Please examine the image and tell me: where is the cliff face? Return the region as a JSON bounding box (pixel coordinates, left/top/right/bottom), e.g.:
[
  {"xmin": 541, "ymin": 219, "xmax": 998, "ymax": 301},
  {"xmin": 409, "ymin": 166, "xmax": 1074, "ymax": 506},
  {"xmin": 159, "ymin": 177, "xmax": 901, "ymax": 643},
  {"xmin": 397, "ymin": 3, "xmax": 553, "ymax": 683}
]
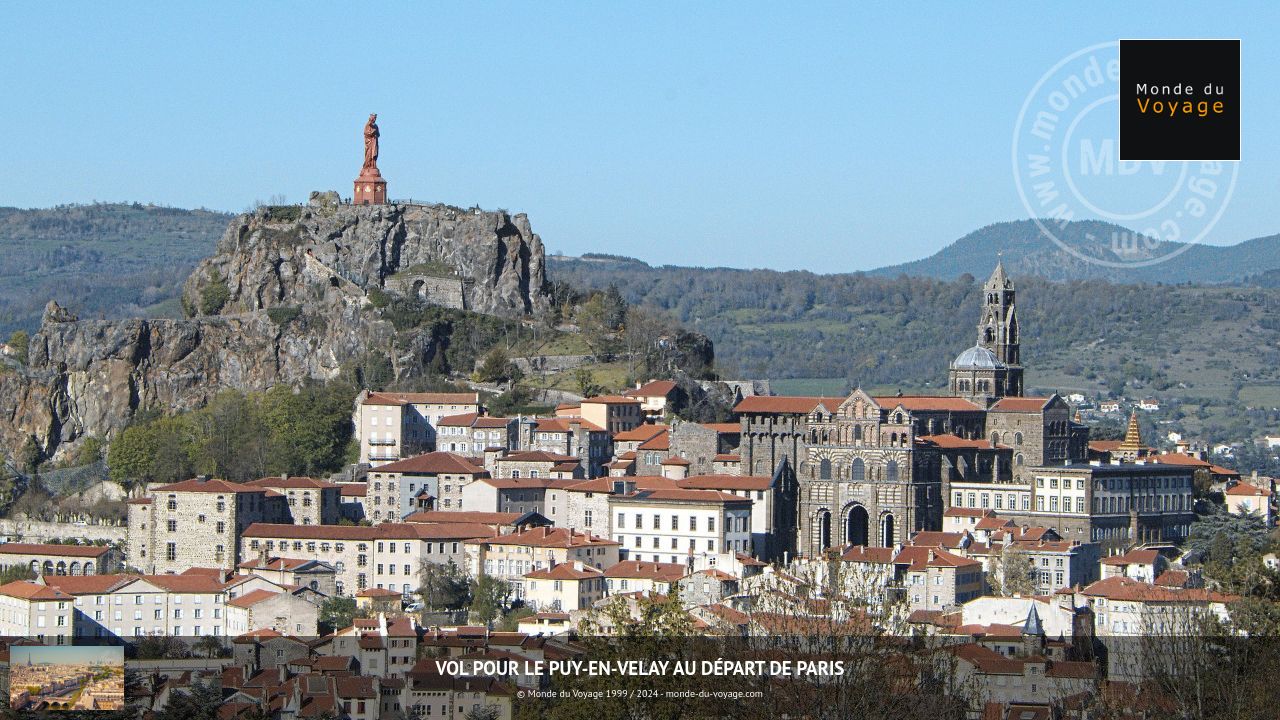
[{"xmin": 2, "ymin": 203, "xmax": 551, "ymax": 459}]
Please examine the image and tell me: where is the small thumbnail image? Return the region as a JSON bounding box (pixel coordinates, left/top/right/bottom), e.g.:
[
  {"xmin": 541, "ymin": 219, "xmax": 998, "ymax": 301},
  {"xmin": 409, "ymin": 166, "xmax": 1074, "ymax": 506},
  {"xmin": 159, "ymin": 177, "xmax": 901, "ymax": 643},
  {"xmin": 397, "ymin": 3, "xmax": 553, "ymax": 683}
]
[{"xmin": 9, "ymin": 644, "xmax": 125, "ymax": 712}]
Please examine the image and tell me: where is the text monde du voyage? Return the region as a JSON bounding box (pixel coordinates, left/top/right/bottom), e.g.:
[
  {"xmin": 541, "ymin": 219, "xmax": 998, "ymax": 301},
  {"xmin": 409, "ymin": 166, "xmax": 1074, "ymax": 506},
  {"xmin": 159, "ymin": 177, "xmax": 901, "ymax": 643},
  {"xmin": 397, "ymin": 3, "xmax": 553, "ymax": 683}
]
[
  {"xmin": 1134, "ymin": 82, "xmax": 1228, "ymax": 118},
  {"xmin": 434, "ymin": 659, "xmax": 846, "ymax": 678}
]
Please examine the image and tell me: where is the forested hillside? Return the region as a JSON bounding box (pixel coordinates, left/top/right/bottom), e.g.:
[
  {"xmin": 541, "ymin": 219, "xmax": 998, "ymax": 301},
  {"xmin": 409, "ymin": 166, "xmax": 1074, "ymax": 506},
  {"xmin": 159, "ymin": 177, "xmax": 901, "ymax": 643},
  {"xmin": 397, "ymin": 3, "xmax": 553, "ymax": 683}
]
[
  {"xmin": 867, "ymin": 220, "xmax": 1280, "ymax": 284},
  {"xmin": 551, "ymin": 256, "xmax": 1280, "ymax": 442},
  {"xmin": 0, "ymin": 203, "xmax": 230, "ymax": 334}
]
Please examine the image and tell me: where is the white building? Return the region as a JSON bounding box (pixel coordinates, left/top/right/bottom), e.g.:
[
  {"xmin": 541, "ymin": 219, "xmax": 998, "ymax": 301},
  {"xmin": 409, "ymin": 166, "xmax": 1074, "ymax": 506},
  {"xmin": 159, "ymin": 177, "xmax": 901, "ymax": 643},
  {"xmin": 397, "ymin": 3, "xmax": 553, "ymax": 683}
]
[
  {"xmin": 609, "ymin": 488, "xmax": 752, "ymax": 565},
  {"xmin": 355, "ymin": 391, "xmax": 481, "ymax": 466}
]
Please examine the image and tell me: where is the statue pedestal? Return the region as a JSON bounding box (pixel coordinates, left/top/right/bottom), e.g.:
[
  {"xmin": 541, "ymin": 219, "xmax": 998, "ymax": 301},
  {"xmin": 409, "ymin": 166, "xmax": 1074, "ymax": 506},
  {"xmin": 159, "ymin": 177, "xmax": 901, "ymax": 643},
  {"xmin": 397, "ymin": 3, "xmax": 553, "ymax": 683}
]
[{"xmin": 354, "ymin": 169, "xmax": 387, "ymax": 205}]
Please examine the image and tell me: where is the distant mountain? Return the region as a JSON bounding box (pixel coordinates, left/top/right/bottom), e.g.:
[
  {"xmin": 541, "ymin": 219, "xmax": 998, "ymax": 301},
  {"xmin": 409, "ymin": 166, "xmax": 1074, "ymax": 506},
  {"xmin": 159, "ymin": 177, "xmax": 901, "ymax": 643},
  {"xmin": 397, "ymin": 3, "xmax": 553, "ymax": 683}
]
[
  {"xmin": 867, "ymin": 219, "xmax": 1280, "ymax": 284},
  {"xmin": 0, "ymin": 203, "xmax": 231, "ymax": 335}
]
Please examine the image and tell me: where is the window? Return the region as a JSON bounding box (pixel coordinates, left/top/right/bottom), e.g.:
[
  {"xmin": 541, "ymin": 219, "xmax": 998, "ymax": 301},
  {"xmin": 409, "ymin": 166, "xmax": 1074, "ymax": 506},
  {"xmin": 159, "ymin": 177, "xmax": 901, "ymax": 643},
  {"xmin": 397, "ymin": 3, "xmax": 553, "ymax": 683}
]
[
  {"xmin": 167, "ymin": 520, "xmax": 177, "ymax": 532},
  {"xmin": 166, "ymin": 543, "xmax": 177, "ymax": 561}
]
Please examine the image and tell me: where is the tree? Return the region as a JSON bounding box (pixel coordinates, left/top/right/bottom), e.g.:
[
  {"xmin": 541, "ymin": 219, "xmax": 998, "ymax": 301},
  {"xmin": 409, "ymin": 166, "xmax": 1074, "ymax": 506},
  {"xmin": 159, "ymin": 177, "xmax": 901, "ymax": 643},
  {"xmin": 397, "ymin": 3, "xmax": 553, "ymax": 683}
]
[
  {"xmin": 198, "ymin": 270, "xmax": 231, "ymax": 315},
  {"xmin": 194, "ymin": 635, "xmax": 224, "ymax": 659},
  {"xmin": 998, "ymin": 545, "xmax": 1036, "ymax": 597},
  {"xmin": 469, "ymin": 575, "xmax": 512, "ymax": 627},
  {"xmin": 16, "ymin": 435, "xmax": 41, "ymax": 474},
  {"xmin": 75, "ymin": 436, "xmax": 105, "ymax": 467},
  {"xmin": 475, "ymin": 346, "xmax": 515, "ymax": 384},
  {"xmin": 155, "ymin": 678, "xmax": 222, "ymax": 720},
  {"xmin": 6, "ymin": 329, "xmax": 28, "ymax": 364},
  {"xmin": 0, "ymin": 564, "xmax": 35, "ymax": 584},
  {"xmin": 573, "ymin": 367, "xmax": 603, "ymax": 397},
  {"xmin": 319, "ymin": 596, "xmax": 358, "ymax": 631},
  {"xmin": 418, "ymin": 560, "xmax": 471, "ymax": 611},
  {"xmin": 464, "ymin": 706, "xmax": 502, "ymax": 720}
]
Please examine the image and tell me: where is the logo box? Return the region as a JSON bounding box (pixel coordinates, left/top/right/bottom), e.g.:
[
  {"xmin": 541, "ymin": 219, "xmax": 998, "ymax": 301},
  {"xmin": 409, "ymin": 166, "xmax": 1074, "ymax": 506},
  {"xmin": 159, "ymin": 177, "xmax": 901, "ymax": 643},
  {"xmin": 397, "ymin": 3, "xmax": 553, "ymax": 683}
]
[{"xmin": 1119, "ymin": 39, "xmax": 1240, "ymax": 161}]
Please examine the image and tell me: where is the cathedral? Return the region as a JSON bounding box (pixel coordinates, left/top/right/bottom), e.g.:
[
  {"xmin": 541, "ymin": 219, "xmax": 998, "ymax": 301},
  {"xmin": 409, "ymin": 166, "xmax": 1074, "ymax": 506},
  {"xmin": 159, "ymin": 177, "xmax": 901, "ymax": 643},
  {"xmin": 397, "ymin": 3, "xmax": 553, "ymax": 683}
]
[{"xmin": 736, "ymin": 265, "xmax": 1090, "ymax": 558}]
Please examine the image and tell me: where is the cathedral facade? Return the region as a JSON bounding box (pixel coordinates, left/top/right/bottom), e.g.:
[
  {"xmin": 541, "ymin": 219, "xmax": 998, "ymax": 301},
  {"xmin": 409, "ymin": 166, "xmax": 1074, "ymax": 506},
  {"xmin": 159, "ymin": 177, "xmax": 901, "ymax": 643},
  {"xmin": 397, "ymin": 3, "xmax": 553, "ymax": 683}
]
[{"xmin": 736, "ymin": 265, "xmax": 1090, "ymax": 558}]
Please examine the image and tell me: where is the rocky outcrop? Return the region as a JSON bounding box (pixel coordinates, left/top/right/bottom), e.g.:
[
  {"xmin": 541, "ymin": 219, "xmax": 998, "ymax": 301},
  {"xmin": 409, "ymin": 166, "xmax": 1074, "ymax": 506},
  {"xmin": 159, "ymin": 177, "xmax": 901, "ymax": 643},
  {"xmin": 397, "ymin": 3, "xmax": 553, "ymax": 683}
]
[{"xmin": 0, "ymin": 203, "xmax": 552, "ymax": 460}]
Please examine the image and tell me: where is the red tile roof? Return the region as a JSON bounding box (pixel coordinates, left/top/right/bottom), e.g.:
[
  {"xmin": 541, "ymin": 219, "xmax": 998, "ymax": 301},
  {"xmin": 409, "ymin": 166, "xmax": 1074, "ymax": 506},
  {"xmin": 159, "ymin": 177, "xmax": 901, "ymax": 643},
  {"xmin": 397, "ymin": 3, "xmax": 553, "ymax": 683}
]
[
  {"xmin": 246, "ymin": 476, "xmax": 337, "ymax": 490},
  {"xmin": 734, "ymin": 396, "xmax": 840, "ymax": 414},
  {"xmin": 1101, "ymin": 549, "xmax": 1160, "ymax": 566},
  {"xmin": 228, "ymin": 589, "xmax": 282, "ymax": 608},
  {"xmin": 1082, "ymin": 576, "xmax": 1236, "ymax": 603},
  {"xmin": 624, "ymin": 380, "xmax": 678, "ymax": 398},
  {"xmin": 582, "ymin": 395, "xmax": 641, "ymax": 405},
  {"xmin": 237, "ymin": 557, "xmax": 316, "ymax": 572},
  {"xmin": 525, "ymin": 562, "xmax": 604, "ymax": 580},
  {"xmin": 874, "ymin": 396, "xmax": 982, "ymax": 412},
  {"xmin": 0, "ymin": 542, "xmax": 110, "ymax": 558},
  {"xmin": 374, "ymin": 452, "xmax": 490, "ymax": 476},
  {"xmin": 0, "ymin": 580, "xmax": 71, "ymax": 600},
  {"xmin": 989, "ymin": 397, "xmax": 1053, "ymax": 412},
  {"xmin": 338, "ymin": 483, "xmax": 367, "ymax": 497},
  {"xmin": 403, "ymin": 511, "xmax": 524, "ymax": 525},
  {"xmin": 362, "ymin": 392, "xmax": 479, "ymax": 406},
  {"xmin": 153, "ymin": 478, "xmax": 270, "ymax": 493},
  {"xmin": 916, "ymin": 434, "xmax": 1003, "ymax": 450},
  {"xmin": 613, "ymin": 488, "xmax": 753, "ymax": 505},
  {"xmin": 40, "ymin": 574, "xmax": 137, "ymax": 595},
  {"xmin": 612, "ymin": 424, "xmax": 669, "ymax": 442},
  {"xmin": 564, "ymin": 476, "xmax": 677, "ymax": 493},
  {"xmin": 604, "ymin": 560, "xmax": 687, "ymax": 582},
  {"xmin": 535, "ymin": 417, "xmax": 606, "ymax": 433},
  {"xmin": 1225, "ymin": 483, "xmax": 1271, "ymax": 496},
  {"xmin": 437, "ymin": 412, "xmax": 480, "ymax": 427},
  {"xmin": 660, "ymin": 456, "xmax": 691, "ymax": 466},
  {"xmin": 356, "ymin": 587, "xmax": 400, "ymax": 598},
  {"xmin": 701, "ymin": 423, "xmax": 742, "ymax": 434},
  {"xmin": 637, "ymin": 432, "xmax": 671, "ymax": 451},
  {"xmin": 500, "ymin": 451, "xmax": 579, "ymax": 463},
  {"xmin": 469, "ymin": 526, "xmax": 619, "ymax": 548},
  {"xmin": 840, "ymin": 545, "xmax": 897, "ymax": 563},
  {"xmin": 677, "ymin": 474, "xmax": 772, "ymax": 491}
]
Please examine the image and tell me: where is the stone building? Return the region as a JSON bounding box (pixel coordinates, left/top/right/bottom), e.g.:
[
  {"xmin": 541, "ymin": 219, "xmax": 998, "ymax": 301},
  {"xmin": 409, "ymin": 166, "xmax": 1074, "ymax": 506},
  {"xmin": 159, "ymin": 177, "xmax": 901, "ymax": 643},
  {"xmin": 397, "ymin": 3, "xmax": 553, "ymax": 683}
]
[
  {"xmin": 355, "ymin": 391, "xmax": 482, "ymax": 466},
  {"xmin": 0, "ymin": 542, "xmax": 119, "ymax": 577},
  {"xmin": 368, "ymin": 452, "xmax": 491, "ymax": 520},
  {"xmin": 668, "ymin": 421, "xmax": 742, "ymax": 476},
  {"xmin": 126, "ymin": 478, "xmax": 289, "ymax": 575},
  {"xmin": 736, "ymin": 266, "xmax": 1091, "ymax": 558},
  {"xmin": 245, "ymin": 475, "xmax": 342, "ymax": 525}
]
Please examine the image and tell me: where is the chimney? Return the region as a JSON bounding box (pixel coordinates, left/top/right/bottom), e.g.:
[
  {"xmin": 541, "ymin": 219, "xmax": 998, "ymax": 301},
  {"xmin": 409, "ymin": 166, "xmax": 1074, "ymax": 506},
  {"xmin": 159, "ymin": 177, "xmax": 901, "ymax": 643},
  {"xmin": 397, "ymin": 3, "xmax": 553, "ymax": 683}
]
[{"xmin": 281, "ymin": 473, "xmax": 289, "ymax": 481}]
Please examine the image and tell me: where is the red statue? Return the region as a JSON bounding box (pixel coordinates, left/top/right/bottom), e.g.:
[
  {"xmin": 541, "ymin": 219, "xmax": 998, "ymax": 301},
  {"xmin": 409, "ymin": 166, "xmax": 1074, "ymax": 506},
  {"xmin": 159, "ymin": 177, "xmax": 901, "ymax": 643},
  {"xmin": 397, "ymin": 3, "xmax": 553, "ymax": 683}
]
[
  {"xmin": 355, "ymin": 113, "xmax": 387, "ymax": 204},
  {"xmin": 362, "ymin": 114, "xmax": 380, "ymax": 171}
]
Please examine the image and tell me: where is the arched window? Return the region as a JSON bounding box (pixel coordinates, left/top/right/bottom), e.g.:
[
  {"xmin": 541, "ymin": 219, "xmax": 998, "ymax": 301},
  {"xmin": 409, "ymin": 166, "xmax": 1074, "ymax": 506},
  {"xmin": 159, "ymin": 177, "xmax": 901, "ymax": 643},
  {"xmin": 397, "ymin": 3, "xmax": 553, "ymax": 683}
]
[
  {"xmin": 853, "ymin": 425, "xmax": 863, "ymax": 441},
  {"xmin": 886, "ymin": 460, "xmax": 899, "ymax": 483},
  {"xmin": 1016, "ymin": 453, "xmax": 1024, "ymax": 466},
  {"xmin": 991, "ymin": 432, "xmax": 1000, "ymax": 445},
  {"xmin": 1015, "ymin": 432, "xmax": 1023, "ymax": 445},
  {"xmin": 819, "ymin": 459, "xmax": 832, "ymax": 480},
  {"xmin": 894, "ymin": 413, "xmax": 903, "ymax": 424}
]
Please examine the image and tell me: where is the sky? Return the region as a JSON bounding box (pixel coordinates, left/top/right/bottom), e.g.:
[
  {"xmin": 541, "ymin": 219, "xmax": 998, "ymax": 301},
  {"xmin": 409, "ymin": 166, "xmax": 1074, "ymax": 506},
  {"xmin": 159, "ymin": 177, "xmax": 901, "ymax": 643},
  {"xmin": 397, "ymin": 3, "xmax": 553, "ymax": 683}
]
[
  {"xmin": 1, "ymin": 3, "xmax": 1276, "ymax": 272},
  {"xmin": 10, "ymin": 644, "xmax": 123, "ymax": 666}
]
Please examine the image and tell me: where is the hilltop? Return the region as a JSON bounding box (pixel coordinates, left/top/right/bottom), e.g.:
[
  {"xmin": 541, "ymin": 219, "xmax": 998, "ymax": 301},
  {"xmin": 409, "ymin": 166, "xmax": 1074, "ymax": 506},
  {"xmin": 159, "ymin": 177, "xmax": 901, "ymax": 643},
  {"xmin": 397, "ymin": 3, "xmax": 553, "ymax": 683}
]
[{"xmin": 866, "ymin": 219, "xmax": 1280, "ymax": 284}]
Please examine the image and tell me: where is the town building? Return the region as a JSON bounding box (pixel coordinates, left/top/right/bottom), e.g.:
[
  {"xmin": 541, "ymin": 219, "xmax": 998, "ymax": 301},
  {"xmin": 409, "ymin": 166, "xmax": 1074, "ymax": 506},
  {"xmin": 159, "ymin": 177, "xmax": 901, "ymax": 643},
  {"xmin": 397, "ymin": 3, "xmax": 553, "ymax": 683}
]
[
  {"xmin": 240, "ymin": 522, "xmax": 496, "ymax": 596},
  {"xmin": 1224, "ymin": 481, "xmax": 1273, "ymax": 525},
  {"xmin": 126, "ymin": 477, "xmax": 289, "ymax": 575},
  {"xmin": 0, "ymin": 580, "xmax": 73, "ymax": 642},
  {"xmin": 622, "ymin": 380, "xmax": 679, "ymax": 421},
  {"xmin": 245, "ymin": 475, "xmax": 342, "ymax": 525},
  {"xmin": 608, "ymin": 488, "xmax": 753, "ymax": 565},
  {"xmin": 0, "ymin": 542, "xmax": 119, "ymax": 577},
  {"xmin": 355, "ymin": 391, "xmax": 481, "ymax": 466},
  {"xmin": 523, "ymin": 561, "xmax": 606, "ymax": 612},
  {"xmin": 528, "ymin": 417, "xmax": 611, "ymax": 477},
  {"xmin": 368, "ymin": 452, "xmax": 490, "ymax": 520},
  {"xmin": 464, "ymin": 527, "xmax": 621, "ymax": 600},
  {"xmin": 435, "ymin": 413, "xmax": 519, "ymax": 454}
]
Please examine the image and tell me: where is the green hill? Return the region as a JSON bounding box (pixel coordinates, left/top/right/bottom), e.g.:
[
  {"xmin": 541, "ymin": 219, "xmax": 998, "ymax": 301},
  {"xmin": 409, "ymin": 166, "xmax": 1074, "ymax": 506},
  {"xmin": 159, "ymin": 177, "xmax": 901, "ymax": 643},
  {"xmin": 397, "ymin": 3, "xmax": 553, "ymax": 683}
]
[
  {"xmin": 867, "ymin": 219, "xmax": 1280, "ymax": 284},
  {"xmin": 0, "ymin": 203, "xmax": 231, "ymax": 335}
]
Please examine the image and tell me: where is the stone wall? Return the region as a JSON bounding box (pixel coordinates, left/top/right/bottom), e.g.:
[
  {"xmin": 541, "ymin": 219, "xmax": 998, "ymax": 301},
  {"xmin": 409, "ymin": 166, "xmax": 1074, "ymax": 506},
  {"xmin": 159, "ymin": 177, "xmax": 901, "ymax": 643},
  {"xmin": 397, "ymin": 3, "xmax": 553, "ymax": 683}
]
[
  {"xmin": 386, "ymin": 273, "xmax": 468, "ymax": 311},
  {"xmin": 0, "ymin": 518, "xmax": 126, "ymax": 545}
]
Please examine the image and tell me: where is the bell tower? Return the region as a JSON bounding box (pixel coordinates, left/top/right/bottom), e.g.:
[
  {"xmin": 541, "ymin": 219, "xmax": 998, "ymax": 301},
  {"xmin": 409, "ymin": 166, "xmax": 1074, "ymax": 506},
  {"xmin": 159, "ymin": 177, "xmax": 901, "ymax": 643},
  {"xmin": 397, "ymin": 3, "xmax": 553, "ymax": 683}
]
[{"xmin": 977, "ymin": 263, "xmax": 1023, "ymax": 396}]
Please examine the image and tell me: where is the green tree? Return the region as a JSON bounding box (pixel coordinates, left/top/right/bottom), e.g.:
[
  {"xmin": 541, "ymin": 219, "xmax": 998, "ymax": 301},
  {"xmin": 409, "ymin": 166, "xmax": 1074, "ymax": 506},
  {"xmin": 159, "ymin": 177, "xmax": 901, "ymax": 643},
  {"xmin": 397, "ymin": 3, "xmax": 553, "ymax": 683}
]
[
  {"xmin": 156, "ymin": 678, "xmax": 222, "ymax": 720},
  {"xmin": 999, "ymin": 545, "xmax": 1036, "ymax": 597},
  {"xmin": 199, "ymin": 270, "xmax": 231, "ymax": 315},
  {"xmin": 75, "ymin": 436, "xmax": 105, "ymax": 466},
  {"xmin": 469, "ymin": 575, "xmax": 512, "ymax": 627},
  {"xmin": 475, "ymin": 346, "xmax": 514, "ymax": 383},
  {"xmin": 6, "ymin": 330, "xmax": 29, "ymax": 364},
  {"xmin": 16, "ymin": 435, "xmax": 41, "ymax": 474},
  {"xmin": 107, "ymin": 423, "xmax": 159, "ymax": 490},
  {"xmin": 319, "ymin": 595, "xmax": 358, "ymax": 631},
  {"xmin": 418, "ymin": 560, "xmax": 471, "ymax": 611}
]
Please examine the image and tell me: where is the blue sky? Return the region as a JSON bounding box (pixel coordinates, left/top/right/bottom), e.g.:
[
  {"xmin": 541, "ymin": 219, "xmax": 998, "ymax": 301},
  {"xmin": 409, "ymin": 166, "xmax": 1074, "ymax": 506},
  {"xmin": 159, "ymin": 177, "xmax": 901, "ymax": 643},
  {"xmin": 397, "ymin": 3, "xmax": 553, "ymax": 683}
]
[
  {"xmin": 10, "ymin": 644, "xmax": 123, "ymax": 666},
  {"xmin": 0, "ymin": 3, "xmax": 1274, "ymax": 271}
]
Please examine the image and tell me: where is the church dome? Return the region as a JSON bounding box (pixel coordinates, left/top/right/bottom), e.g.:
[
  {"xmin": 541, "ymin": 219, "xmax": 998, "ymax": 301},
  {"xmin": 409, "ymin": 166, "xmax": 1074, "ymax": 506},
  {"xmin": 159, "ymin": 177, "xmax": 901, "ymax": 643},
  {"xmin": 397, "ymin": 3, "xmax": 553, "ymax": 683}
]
[{"xmin": 952, "ymin": 345, "xmax": 1005, "ymax": 369}]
